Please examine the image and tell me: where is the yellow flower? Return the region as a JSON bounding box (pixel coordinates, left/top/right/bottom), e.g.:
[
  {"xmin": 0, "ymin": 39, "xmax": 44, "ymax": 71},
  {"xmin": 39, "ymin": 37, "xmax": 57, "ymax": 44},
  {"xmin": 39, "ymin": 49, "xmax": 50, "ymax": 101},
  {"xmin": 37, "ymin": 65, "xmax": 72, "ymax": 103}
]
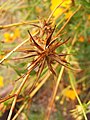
[
  {"xmin": 4, "ymin": 33, "xmax": 15, "ymax": 43},
  {"xmin": 65, "ymin": 10, "xmax": 73, "ymax": 19},
  {"xmin": 78, "ymin": 36, "xmax": 84, "ymax": 42},
  {"xmin": 50, "ymin": 0, "xmax": 72, "ymax": 17},
  {"xmin": 14, "ymin": 29, "xmax": 20, "ymax": 38},
  {"xmin": 64, "ymin": 89, "xmax": 80, "ymax": 100},
  {"xmin": 0, "ymin": 76, "xmax": 4, "ymax": 87},
  {"xmin": 87, "ymin": 14, "xmax": 90, "ymax": 20},
  {"xmin": 4, "ymin": 29, "xmax": 20, "ymax": 43},
  {"xmin": 0, "ymin": 55, "xmax": 4, "ymax": 59},
  {"xmin": 35, "ymin": 6, "xmax": 42, "ymax": 13}
]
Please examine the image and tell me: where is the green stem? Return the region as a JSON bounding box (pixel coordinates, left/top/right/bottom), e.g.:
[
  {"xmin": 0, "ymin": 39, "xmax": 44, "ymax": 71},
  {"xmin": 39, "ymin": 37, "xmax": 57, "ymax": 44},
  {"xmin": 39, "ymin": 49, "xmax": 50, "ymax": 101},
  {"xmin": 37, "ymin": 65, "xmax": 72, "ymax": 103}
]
[{"xmin": 68, "ymin": 70, "xmax": 88, "ymax": 120}]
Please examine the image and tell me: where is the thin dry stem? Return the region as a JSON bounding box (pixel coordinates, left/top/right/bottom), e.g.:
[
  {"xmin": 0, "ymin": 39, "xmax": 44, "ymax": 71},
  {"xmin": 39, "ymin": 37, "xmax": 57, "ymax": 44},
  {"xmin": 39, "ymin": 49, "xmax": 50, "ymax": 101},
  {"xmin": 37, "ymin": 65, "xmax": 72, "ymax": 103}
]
[
  {"xmin": 0, "ymin": 94, "xmax": 16, "ymax": 104},
  {"xmin": 47, "ymin": 1, "xmax": 64, "ymax": 23},
  {"xmin": 54, "ymin": 7, "xmax": 69, "ymax": 21},
  {"xmin": 7, "ymin": 72, "xmax": 30, "ymax": 120},
  {"xmin": 7, "ymin": 52, "xmax": 44, "ymax": 120},
  {"xmin": 0, "ymin": 5, "xmax": 81, "ymax": 120},
  {"xmin": 0, "ymin": 32, "xmax": 38, "ymax": 64},
  {"xmin": 29, "ymin": 72, "xmax": 51, "ymax": 98},
  {"xmin": 45, "ymin": 66, "xmax": 64, "ymax": 120},
  {"xmin": 0, "ymin": 38, "xmax": 28, "ymax": 64},
  {"xmin": 12, "ymin": 102, "xmax": 27, "ymax": 120},
  {"xmin": 0, "ymin": 20, "xmax": 38, "ymax": 30},
  {"xmin": 29, "ymin": 63, "xmax": 58, "ymax": 98},
  {"xmin": 56, "ymin": 5, "xmax": 81, "ymax": 37},
  {"xmin": 10, "ymin": 64, "xmax": 58, "ymax": 120},
  {"xmin": 45, "ymin": 35, "xmax": 78, "ymax": 120}
]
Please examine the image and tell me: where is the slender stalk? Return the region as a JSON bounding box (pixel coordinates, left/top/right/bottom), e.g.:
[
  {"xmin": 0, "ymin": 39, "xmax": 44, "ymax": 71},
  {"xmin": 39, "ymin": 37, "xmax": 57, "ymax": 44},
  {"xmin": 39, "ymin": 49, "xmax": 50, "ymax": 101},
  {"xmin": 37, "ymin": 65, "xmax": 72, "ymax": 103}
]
[
  {"xmin": 11, "ymin": 64, "xmax": 58, "ymax": 120},
  {"xmin": 0, "ymin": 38, "xmax": 28, "ymax": 64},
  {"xmin": 54, "ymin": 7, "xmax": 69, "ymax": 22},
  {"xmin": 56, "ymin": 5, "xmax": 81, "ymax": 37},
  {"xmin": 45, "ymin": 66, "xmax": 64, "ymax": 120},
  {"xmin": 12, "ymin": 102, "xmax": 27, "ymax": 120},
  {"xmin": 59, "ymin": 75, "xmax": 89, "ymax": 98},
  {"xmin": 0, "ymin": 20, "xmax": 38, "ymax": 30},
  {"xmin": 45, "ymin": 34, "xmax": 77, "ymax": 120},
  {"xmin": 47, "ymin": 1, "xmax": 64, "ymax": 23},
  {"xmin": 7, "ymin": 52, "xmax": 50, "ymax": 120},
  {"xmin": 65, "ymin": 34, "xmax": 87, "ymax": 120},
  {"xmin": 0, "ymin": 32, "xmax": 38, "ymax": 64},
  {"xmin": 68, "ymin": 70, "xmax": 88, "ymax": 120},
  {"xmin": 29, "ymin": 64, "xmax": 58, "ymax": 98},
  {"xmin": 0, "ymin": 94, "xmax": 16, "ymax": 104},
  {"xmin": 7, "ymin": 72, "xmax": 30, "ymax": 120}
]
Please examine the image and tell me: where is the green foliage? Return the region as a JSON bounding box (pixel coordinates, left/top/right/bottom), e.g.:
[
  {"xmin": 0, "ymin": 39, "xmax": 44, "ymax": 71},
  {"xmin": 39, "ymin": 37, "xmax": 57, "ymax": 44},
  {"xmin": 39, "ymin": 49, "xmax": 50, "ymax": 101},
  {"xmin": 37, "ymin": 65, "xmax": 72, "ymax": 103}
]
[{"xmin": 78, "ymin": 0, "xmax": 90, "ymax": 8}]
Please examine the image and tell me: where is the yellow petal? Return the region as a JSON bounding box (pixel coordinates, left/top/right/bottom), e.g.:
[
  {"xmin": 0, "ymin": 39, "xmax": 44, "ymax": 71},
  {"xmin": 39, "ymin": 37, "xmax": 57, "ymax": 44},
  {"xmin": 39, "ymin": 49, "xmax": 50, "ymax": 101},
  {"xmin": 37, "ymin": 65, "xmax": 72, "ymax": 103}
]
[
  {"xmin": 4, "ymin": 33, "xmax": 15, "ymax": 43},
  {"xmin": 78, "ymin": 36, "xmax": 84, "ymax": 42},
  {"xmin": 50, "ymin": 0, "xmax": 71, "ymax": 17},
  {"xmin": 36, "ymin": 6, "xmax": 42, "ymax": 13},
  {"xmin": 0, "ymin": 76, "xmax": 4, "ymax": 87},
  {"xmin": 14, "ymin": 29, "xmax": 20, "ymax": 38},
  {"xmin": 0, "ymin": 55, "xmax": 4, "ymax": 59},
  {"xmin": 65, "ymin": 11, "xmax": 73, "ymax": 19},
  {"xmin": 4, "ymin": 33, "xmax": 10, "ymax": 40},
  {"xmin": 64, "ymin": 89, "xmax": 77, "ymax": 100},
  {"xmin": 88, "ymin": 15, "xmax": 90, "ymax": 20}
]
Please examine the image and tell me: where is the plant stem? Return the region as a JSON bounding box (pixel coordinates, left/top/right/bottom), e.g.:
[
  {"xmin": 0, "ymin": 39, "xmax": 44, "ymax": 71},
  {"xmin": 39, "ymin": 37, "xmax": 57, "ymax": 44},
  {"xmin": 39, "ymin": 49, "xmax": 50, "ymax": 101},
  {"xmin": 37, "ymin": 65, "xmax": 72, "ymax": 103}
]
[
  {"xmin": 47, "ymin": 1, "xmax": 64, "ymax": 23},
  {"xmin": 11, "ymin": 64, "xmax": 58, "ymax": 120},
  {"xmin": 56, "ymin": 5, "xmax": 81, "ymax": 37},
  {"xmin": 68, "ymin": 70, "xmax": 88, "ymax": 120},
  {"xmin": 45, "ymin": 10, "xmax": 80, "ymax": 120},
  {"xmin": 45, "ymin": 66, "xmax": 64, "ymax": 120},
  {"xmin": 0, "ymin": 32, "xmax": 38, "ymax": 64},
  {"xmin": 29, "ymin": 64, "xmax": 58, "ymax": 98},
  {"xmin": 0, "ymin": 20, "xmax": 38, "ymax": 30},
  {"xmin": 7, "ymin": 72, "xmax": 30, "ymax": 120},
  {"xmin": 12, "ymin": 102, "xmax": 27, "ymax": 120},
  {"xmin": 0, "ymin": 94, "xmax": 16, "ymax": 104}
]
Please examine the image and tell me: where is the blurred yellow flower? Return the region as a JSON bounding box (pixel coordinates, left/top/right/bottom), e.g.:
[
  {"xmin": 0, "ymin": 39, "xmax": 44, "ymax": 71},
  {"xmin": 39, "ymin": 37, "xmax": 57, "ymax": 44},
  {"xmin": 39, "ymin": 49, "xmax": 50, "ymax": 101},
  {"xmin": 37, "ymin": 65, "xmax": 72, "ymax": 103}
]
[
  {"xmin": 4, "ymin": 29, "xmax": 20, "ymax": 43},
  {"xmin": 50, "ymin": 0, "xmax": 72, "ymax": 17},
  {"xmin": 65, "ymin": 10, "xmax": 73, "ymax": 19},
  {"xmin": 78, "ymin": 36, "xmax": 84, "ymax": 42},
  {"xmin": 14, "ymin": 29, "xmax": 20, "ymax": 38},
  {"xmin": 0, "ymin": 76, "xmax": 4, "ymax": 87},
  {"xmin": 0, "ymin": 55, "xmax": 4, "ymax": 59},
  {"xmin": 64, "ymin": 89, "xmax": 80, "ymax": 100},
  {"xmin": 87, "ymin": 14, "xmax": 90, "ymax": 20},
  {"xmin": 4, "ymin": 33, "xmax": 15, "ymax": 43},
  {"xmin": 36, "ymin": 6, "xmax": 42, "ymax": 13}
]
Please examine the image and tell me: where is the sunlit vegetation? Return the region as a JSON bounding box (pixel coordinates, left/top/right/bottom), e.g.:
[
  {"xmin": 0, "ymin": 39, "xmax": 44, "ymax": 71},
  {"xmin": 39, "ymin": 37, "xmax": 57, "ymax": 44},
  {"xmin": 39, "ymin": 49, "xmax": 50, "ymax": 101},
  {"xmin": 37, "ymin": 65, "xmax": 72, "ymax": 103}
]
[{"xmin": 0, "ymin": 0, "xmax": 90, "ymax": 120}]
